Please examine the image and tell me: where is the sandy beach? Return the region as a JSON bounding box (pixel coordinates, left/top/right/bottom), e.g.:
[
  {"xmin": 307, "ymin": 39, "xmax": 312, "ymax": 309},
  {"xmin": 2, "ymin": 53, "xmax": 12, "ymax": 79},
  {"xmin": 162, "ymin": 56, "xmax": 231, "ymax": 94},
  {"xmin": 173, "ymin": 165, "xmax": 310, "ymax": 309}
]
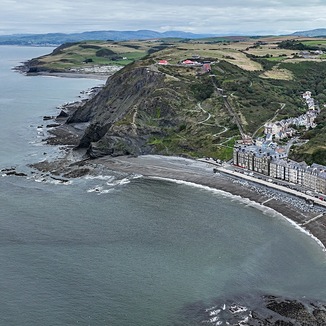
[{"xmin": 90, "ymin": 154, "xmax": 326, "ymax": 249}]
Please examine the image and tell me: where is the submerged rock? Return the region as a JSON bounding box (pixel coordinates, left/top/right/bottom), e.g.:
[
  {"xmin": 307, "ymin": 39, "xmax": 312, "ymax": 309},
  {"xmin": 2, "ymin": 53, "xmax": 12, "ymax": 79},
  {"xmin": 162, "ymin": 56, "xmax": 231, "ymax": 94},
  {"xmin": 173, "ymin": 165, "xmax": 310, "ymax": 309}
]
[
  {"xmin": 178, "ymin": 294, "xmax": 326, "ymax": 325},
  {"xmin": 1, "ymin": 167, "xmax": 26, "ymax": 177},
  {"xmin": 43, "ymin": 115, "xmax": 54, "ymax": 121}
]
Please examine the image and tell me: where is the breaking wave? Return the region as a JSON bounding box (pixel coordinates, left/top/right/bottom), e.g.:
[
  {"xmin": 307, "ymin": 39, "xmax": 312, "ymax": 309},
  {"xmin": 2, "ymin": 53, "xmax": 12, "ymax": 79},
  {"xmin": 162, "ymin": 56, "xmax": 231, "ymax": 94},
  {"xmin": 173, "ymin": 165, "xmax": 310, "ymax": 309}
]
[{"xmin": 86, "ymin": 173, "xmax": 143, "ymax": 194}]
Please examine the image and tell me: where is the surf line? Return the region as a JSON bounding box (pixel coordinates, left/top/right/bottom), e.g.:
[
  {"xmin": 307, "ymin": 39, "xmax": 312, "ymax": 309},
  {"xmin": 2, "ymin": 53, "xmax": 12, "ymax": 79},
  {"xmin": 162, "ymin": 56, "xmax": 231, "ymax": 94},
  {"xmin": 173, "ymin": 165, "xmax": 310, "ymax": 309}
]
[{"xmin": 148, "ymin": 175, "xmax": 326, "ymax": 254}]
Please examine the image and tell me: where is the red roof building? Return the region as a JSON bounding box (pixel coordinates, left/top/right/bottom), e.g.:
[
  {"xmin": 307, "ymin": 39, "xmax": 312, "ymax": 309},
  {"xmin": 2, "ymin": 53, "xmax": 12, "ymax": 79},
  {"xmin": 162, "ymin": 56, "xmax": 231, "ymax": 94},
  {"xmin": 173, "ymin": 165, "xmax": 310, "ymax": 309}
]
[
  {"xmin": 203, "ymin": 63, "xmax": 211, "ymax": 72},
  {"xmin": 182, "ymin": 59, "xmax": 194, "ymax": 65}
]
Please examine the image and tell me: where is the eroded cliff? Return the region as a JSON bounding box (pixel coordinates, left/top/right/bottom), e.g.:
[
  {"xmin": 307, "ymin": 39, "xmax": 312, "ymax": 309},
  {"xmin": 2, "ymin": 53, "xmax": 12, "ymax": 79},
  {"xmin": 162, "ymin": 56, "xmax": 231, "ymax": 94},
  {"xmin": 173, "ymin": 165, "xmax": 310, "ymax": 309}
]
[{"xmin": 67, "ymin": 60, "xmax": 226, "ymax": 158}]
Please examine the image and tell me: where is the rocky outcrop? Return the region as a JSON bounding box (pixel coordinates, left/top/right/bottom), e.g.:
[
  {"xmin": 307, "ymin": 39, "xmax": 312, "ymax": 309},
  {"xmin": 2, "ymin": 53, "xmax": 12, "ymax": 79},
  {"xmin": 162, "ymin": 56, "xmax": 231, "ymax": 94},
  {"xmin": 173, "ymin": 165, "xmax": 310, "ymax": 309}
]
[
  {"xmin": 67, "ymin": 64, "xmax": 189, "ymax": 158},
  {"xmin": 16, "ymin": 58, "xmax": 57, "ymax": 74},
  {"xmin": 180, "ymin": 294, "xmax": 326, "ymax": 325},
  {"xmin": 1, "ymin": 168, "xmax": 27, "ymax": 177}
]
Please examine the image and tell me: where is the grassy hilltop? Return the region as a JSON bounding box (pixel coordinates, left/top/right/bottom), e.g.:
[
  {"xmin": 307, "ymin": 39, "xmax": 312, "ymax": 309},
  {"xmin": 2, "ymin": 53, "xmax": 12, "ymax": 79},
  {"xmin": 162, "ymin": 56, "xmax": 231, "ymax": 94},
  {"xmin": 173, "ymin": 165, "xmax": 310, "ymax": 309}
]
[{"xmin": 27, "ymin": 36, "xmax": 326, "ymax": 164}]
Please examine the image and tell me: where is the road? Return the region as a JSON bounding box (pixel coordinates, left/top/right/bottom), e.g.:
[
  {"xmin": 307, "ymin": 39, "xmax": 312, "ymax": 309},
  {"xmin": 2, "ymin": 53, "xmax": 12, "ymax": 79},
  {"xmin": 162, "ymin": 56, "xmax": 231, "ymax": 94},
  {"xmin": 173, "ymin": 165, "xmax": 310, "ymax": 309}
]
[
  {"xmin": 251, "ymin": 102, "xmax": 286, "ymax": 139},
  {"xmin": 285, "ymin": 136, "xmax": 298, "ymax": 156}
]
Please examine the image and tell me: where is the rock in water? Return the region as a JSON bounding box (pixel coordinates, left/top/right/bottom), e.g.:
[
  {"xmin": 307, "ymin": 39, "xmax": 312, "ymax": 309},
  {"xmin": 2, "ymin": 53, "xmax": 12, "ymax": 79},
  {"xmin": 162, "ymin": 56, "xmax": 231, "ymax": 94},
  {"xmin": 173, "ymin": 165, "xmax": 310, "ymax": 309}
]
[{"xmin": 178, "ymin": 294, "xmax": 326, "ymax": 325}]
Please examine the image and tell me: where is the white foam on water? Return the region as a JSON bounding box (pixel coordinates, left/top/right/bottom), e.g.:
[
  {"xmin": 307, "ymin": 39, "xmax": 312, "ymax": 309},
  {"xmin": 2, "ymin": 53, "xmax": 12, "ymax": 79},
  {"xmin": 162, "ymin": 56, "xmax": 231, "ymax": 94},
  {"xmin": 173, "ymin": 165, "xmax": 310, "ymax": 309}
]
[
  {"xmin": 148, "ymin": 176, "xmax": 326, "ymax": 253},
  {"xmin": 49, "ymin": 179, "xmax": 72, "ymax": 186},
  {"xmin": 106, "ymin": 177, "xmax": 131, "ymax": 187},
  {"xmin": 99, "ymin": 189, "xmax": 115, "ymax": 194},
  {"xmin": 106, "ymin": 174, "xmax": 142, "ymax": 186},
  {"xmin": 119, "ymin": 177, "xmax": 132, "ymax": 185},
  {"xmin": 84, "ymin": 175, "xmax": 114, "ymax": 181},
  {"xmin": 131, "ymin": 173, "xmax": 143, "ymax": 179},
  {"xmin": 87, "ymin": 185, "xmax": 115, "ymax": 195},
  {"xmin": 229, "ymin": 304, "xmax": 248, "ymax": 314},
  {"xmin": 85, "ymin": 174, "xmax": 142, "ymax": 194},
  {"xmin": 87, "ymin": 186, "xmax": 103, "ymax": 193},
  {"xmin": 209, "ymin": 316, "xmax": 220, "ymax": 323},
  {"xmin": 40, "ymin": 75, "xmax": 61, "ymax": 79},
  {"xmin": 32, "ymin": 176, "xmax": 72, "ymax": 185},
  {"xmin": 149, "ymin": 176, "xmax": 234, "ymax": 198},
  {"xmin": 239, "ymin": 316, "xmax": 249, "ymax": 326},
  {"xmin": 283, "ymin": 215, "xmax": 326, "ymax": 253},
  {"xmin": 206, "ymin": 306, "xmax": 218, "ymax": 312},
  {"xmin": 209, "ymin": 309, "xmax": 221, "ymax": 316},
  {"xmin": 28, "ymin": 140, "xmax": 43, "ymax": 145}
]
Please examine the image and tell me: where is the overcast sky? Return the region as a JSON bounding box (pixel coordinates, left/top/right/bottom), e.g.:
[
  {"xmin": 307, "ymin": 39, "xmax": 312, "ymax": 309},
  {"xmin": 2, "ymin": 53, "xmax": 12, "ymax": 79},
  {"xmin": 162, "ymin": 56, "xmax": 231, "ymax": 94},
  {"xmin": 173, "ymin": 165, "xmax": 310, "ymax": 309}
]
[{"xmin": 1, "ymin": 0, "xmax": 326, "ymax": 36}]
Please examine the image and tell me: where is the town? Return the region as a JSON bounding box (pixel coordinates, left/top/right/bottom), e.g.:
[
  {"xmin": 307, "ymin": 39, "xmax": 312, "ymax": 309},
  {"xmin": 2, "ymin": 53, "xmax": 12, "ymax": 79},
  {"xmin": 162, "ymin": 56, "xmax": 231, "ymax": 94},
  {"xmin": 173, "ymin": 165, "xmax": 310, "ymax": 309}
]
[
  {"xmin": 157, "ymin": 56, "xmax": 326, "ymax": 199},
  {"xmin": 232, "ymin": 91, "xmax": 326, "ymax": 198}
]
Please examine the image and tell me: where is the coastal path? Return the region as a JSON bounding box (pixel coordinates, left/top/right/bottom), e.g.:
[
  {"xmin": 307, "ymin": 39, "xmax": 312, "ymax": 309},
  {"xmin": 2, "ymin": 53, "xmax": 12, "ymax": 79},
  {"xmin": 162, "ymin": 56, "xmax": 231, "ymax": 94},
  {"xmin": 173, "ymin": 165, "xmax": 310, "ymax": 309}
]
[
  {"xmin": 251, "ymin": 102, "xmax": 286, "ymax": 139},
  {"xmin": 210, "ymin": 75, "xmax": 247, "ymax": 140},
  {"xmin": 197, "ymin": 103, "xmax": 213, "ymax": 124}
]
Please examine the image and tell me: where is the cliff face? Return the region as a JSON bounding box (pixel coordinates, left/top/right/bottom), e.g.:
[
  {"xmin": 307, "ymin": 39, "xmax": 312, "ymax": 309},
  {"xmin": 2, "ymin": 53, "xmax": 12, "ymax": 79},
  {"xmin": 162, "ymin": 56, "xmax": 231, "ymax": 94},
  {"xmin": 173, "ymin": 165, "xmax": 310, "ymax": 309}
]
[{"xmin": 68, "ymin": 63, "xmax": 192, "ymax": 158}]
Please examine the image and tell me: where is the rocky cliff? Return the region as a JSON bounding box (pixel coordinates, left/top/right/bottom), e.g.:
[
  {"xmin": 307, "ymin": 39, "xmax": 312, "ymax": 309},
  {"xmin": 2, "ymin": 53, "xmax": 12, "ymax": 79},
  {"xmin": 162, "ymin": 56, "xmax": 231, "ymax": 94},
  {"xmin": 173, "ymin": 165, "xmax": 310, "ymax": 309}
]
[{"xmin": 66, "ymin": 60, "xmax": 223, "ymax": 158}]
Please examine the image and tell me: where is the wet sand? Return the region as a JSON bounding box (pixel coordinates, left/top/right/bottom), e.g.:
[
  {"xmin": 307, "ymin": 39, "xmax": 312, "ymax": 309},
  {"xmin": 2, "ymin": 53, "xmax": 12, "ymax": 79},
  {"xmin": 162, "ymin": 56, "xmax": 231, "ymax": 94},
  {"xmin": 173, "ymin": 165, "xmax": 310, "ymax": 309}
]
[{"xmin": 93, "ymin": 154, "xmax": 326, "ymax": 249}]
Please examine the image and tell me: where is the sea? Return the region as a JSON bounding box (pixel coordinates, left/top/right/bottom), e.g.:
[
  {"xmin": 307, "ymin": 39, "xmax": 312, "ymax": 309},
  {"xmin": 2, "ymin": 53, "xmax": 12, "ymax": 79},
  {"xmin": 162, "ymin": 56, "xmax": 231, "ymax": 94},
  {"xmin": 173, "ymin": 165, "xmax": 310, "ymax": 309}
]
[{"xmin": 1, "ymin": 46, "xmax": 326, "ymax": 326}]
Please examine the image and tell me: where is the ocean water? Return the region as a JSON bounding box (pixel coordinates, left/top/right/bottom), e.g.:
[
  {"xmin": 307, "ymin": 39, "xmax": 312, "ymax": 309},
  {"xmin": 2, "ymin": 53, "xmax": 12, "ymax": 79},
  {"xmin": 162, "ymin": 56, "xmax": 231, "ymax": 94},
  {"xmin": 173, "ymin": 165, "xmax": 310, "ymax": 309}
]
[{"xmin": 1, "ymin": 46, "xmax": 326, "ymax": 326}]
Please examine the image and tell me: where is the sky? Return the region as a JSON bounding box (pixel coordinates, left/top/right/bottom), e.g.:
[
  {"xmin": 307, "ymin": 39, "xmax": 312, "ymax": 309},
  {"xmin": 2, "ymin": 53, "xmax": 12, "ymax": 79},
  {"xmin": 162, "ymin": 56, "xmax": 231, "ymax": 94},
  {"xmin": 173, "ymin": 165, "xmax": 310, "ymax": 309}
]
[{"xmin": 1, "ymin": 0, "xmax": 326, "ymax": 36}]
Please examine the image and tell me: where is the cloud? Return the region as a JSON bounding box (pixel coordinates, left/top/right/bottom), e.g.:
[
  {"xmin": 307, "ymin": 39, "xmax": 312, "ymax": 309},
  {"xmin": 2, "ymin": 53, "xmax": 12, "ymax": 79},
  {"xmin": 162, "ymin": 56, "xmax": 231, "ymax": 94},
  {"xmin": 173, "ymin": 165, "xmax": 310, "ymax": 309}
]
[{"xmin": 1, "ymin": 0, "xmax": 326, "ymax": 35}]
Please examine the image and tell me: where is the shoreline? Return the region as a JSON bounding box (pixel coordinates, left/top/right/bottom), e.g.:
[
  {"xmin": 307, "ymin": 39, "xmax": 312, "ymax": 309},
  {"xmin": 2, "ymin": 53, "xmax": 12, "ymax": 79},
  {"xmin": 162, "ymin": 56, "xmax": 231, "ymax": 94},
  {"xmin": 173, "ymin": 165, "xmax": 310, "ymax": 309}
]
[
  {"xmin": 17, "ymin": 68, "xmax": 326, "ymax": 251},
  {"xmin": 90, "ymin": 154, "xmax": 326, "ymax": 250},
  {"xmin": 22, "ymin": 71, "xmax": 110, "ymax": 80},
  {"xmin": 13, "ymin": 61, "xmax": 122, "ymax": 81}
]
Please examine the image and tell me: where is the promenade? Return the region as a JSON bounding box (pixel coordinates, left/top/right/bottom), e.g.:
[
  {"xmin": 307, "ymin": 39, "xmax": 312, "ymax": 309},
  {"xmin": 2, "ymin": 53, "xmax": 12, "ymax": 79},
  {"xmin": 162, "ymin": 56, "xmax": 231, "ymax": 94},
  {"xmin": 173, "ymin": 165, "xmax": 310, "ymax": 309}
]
[{"xmin": 215, "ymin": 165, "xmax": 326, "ymax": 209}]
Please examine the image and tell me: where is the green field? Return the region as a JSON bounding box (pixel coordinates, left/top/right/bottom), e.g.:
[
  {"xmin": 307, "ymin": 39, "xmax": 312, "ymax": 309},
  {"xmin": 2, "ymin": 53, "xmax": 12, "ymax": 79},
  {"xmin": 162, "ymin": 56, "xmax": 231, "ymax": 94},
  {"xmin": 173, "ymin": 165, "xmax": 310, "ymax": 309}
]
[
  {"xmin": 265, "ymin": 56, "xmax": 288, "ymax": 62},
  {"xmin": 301, "ymin": 40, "xmax": 326, "ymax": 49},
  {"xmin": 33, "ymin": 41, "xmax": 152, "ymax": 70},
  {"xmin": 30, "ymin": 36, "xmax": 326, "ymax": 75}
]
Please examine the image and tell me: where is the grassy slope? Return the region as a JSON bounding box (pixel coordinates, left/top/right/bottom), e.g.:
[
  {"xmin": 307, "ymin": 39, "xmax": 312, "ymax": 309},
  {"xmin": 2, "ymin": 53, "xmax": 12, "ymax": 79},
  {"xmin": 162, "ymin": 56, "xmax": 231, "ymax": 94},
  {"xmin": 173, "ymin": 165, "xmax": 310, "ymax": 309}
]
[
  {"xmin": 151, "ymin": 65, "xmax": 236, "ymax": 159},
  {"xmin": 29, "ymin": 40, "xmax": 154, "ymax": 70}
]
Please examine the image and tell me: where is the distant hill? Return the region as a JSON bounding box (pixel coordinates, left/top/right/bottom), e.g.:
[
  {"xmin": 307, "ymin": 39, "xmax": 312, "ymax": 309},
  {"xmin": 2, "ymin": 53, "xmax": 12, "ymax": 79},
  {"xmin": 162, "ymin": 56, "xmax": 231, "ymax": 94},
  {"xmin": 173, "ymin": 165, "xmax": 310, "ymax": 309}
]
[
  {"xmin": 0, "ymin": 30, "xmax": 216, "ymax": 46},
  {"xmin": 291, "ymin": 28, "xmax": 326, "ymax": 37}
]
